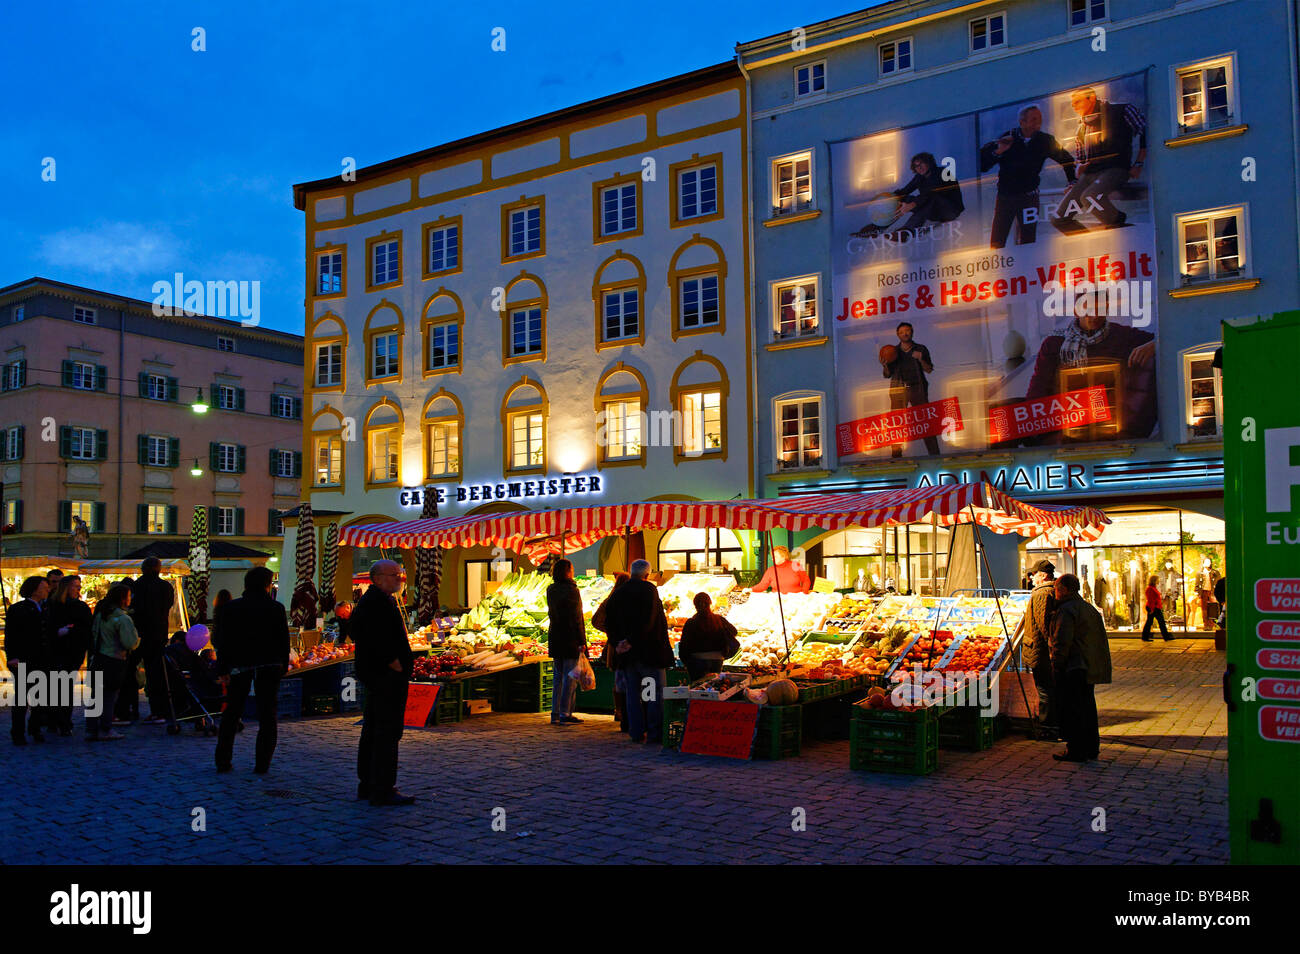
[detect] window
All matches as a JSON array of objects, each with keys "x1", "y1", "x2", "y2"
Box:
[
  {"x1": 880, "y1": 37, "x2": 912, "y2": 75},
  {"x1": 271, "y1": 394, "x2": 300, "y2": 419},
  {"x1": 2, "y1": 360, "x2": 25, "y2": 391},
  {"x1": 316, "y1": 343, "x2": 342, "y2": 387},
  {"x1": 12, "y1": 305, "x2": 23, "y2": 322},
  {"x1": 773, "y1": 277, "x2": 819, "y2": 339},
  {"x1": 368, "y1": 427, "x2": 400, "y2": 484},
  {"x1": 510, "y1": 412, "x2": 545, "y2": 470},
  {"x1": 502, "y1": 198, "x2": 545, "y2": 260},
  {"x1": 214, "y1": 384, "x2": 244, "y2": 411},
  {"x1": 427, "y1": 421, "x2": 460, "y2": 478},
  {"x1": 680, "y1": 276, "x2": 719, "y2": 330},
  {"x1": 70, "y1": 500, "x2": 96, "y2": 527},
  {"x1": 367, "y1": 233, "x2": 402, "y2": 289},
  {"x1": 371, "y1": 332, "x2": 400, "y2": 379},
  {"x1": 1178, "y1": 207, "x2": 1246, "y2": 284},
  {"x1": 146, "y1": 504, "x2": 169, "y2": 534},
  {"x1": 2, "y1": 499, "x2": 20, "y2": 531},
  {"x1": 677, "y1": 163, "x2": 718, "y2": 221},
  {"x1": 215, "y1": 507, "x2": 237, "y2": 536},
  {"x1": 502, "y1": 379, "x2": 547, "y2": 474},
  {"x1": 69, "y1": 427, "x2": 98, "y2": 461},
  {"x1": 680, "y1": 391, "x2": 722, "y2": 458},
  {"x1": 772, "y1": 152, "x2": 813, "y2": 216},
  {"x1": 795, "y1": 61, "x2": 825, "y2": 97},
  {"x1": 73, "y1": 306, "x2": 96, "y2": 325},
  {"x1": 510, "y1": 309, "x2": 542, "y2": 358},
  {"x1": 214, "y1": 442, "x2": 243, "y2": 473},
  {"x1": 145, "y1": 373, "x2": 168, "y2": 401},
  {"x1": 316, "y1": 249, "x2": 344, "y2": 295},
  {"x1": 602, "y1": 290, "x2": 639, "y2": 343},
  {"x1": 4, "y1": 426, "x2": 23, "y2": 461},
  {"x1": 776, "y1": 397, "x2": 823, "y2": 470},
  {"x1": 425, "y1": 220, "x2": 460, "y2": 276},
  {"x1": 602, "y1": 400, "x2": 642, "y2": 462},
  {"x1": 427, "y1": 320, "x2": 459, "y2": 371},
  {"x1": 600, "y1": 182, "x2": 638, "y2": 236},
  {"x1": 1184, "y1": 352, "x2": 1223, "y2": 439},
  {"x1": 268, "y1": 510, "x2": 284, "y2": 536},
  {"x1": 69, "y1": 361, "x2": 97, "y2": 390},
  {"x1": 970, "y1": 12, "x2": 1006, "y2": 52},
  {"x1": 145, "y1": 435, "x2": 170, "y2": 467},
  {"x1": 1176, "y1": 57, "x2": 1235, "y2": 134},
  {"x1": 273, "y1": 449, "x2": 300, "y2": 478},
  {"x1": 315, "y1": 435, "x2": 343, "y2": 487},
  {"x1": 62, "y1": 500, "x2": 105, "y2": 533},
  {"x1": 422, "y1": 292, "x2": 464, "y2": 376},
  {"x1": 671, "y1": 354, "x2": 728, "y2": 463},
  {"x1": 1069, "y1": 0, "x2": 1107, "y2": 26},
  {"x1": 217, "y1": 336, "x2": 236, "y2": 353}
]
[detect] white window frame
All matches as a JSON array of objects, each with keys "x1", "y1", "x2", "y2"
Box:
[
  {"x1": 217, "y1": 336, "x2": 236, "y2": 353},
  {"x1": 508, "y1": 206, "x2": 542, "y2": 257},
  {"x1": 509, "y1": 412, "x2": 545, "y2": 470},
  {"x1": 771, "y1": 274, "x2": 821, "y2": 340},
  {"x1": 679, "y1": 275, "x2": 720, "y2": 330},
  {"x1": 216, "y1": 442, "x2": 239, "y2": 473},
  {"x1": 71, "y1": 361, "x2": 97, "y2": 390},
  {"x1": 70, "y1": 500, "x2": 96, "y2": 528},
  {"x1": 1182, "y1": 349, "x2": 1224, "y2": 441},
  {"x1": 599, "y1": 182, "x2": 638, "y2": 236},
  {"x1": 146, "y1": 435, "x2": 170, "y2": 467},
  {"x1": 371, "y1": 332, "x2": 400, "y2": 379},
  {"x1": 371, "y1": 239, "x2": 400, "y2": 286},
  {"x1": 5, "y1": 426, "x2": 20, "y2": 460},
  {"x1": 509, "y1": 308, "x2": 543, "y2": 357},
  {"x1": 368, "y1": 427, "x2": 400, "y2": 484},
  {"x1": 677, "y1": 163, "x2": 718, "y2": 221},
  {"x1": 145, "y1": 373, "x2": 168, "y2": 401},
  {"x1": 272, "y1": 394, "x2": 296, "y2": 419},
  {"x1": 1174, "y1": 205, "x2": 1250, "y2": 285},
  {"x1": 70, "y1": 427, "x2": 97, "y2": 461},
  {"x1": 679, "y1": 390, "x2": 723, "y2": 458},
  {"x1": 879, "y1": 36, "x2": 913, "y2": 76},
  {"x1": 216, "y1": 384, "x2": 239, "y2": 410},
  {"x1": 426, "y1": 320, "x2": 459, "y2": 370},
  {"x1": 317, "y1": 250, "x2": 343, "y2": 294},
  {"x1": 969, "y1": 11, "x2": 1007, "y2": 53},
  {"x1": 1170, "y1": 53, "x2": 1239, "y2": 137},
  {"x1": 794, "y1": 60, "x2": 826, "y2": 98},
  {"x1": 427, "y1": 420, "x2": 460, "y2": 477},
  {"x1": 4, "y1": 362, "x2": 23, "y2": 390},
  {"x1": 215, "y1": 506, "x2": 236, "y2": 536},
  {"x1": 274, "y1": 449, "x2": 297, "y2": 478},
  {"x1": 601, "y1": 289, "x2": 640, "y2": 342},
  {"x1": 315, "y1": 436, "x2": 342, "y2": 487},
  {"x1": 145, "y1": 504, "x2": 169, "y2": 534},
  {"x1": 601, "y1": 399, "x2": 643, "y2": 461},
  {"x1": 1067, "y1": 0, "x2": 1108, "y2": 28},
  {"x1": 770, "y1": 150, "x2": 815, "y2": 217},
  {"x1": 72, "y1": 306, "x2": 96, "y2": 325},
  {"x1": 315, "y1": 343, "x2": 342, "y2": 387},
  {"x1": 773, "y1": 391, "x2": 827, "y2": 472},
  {"x1": 428, "y1": 222, "x2": 459, "y2": 273}
]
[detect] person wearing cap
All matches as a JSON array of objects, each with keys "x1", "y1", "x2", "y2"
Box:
[{"x1": 1023, "y1": 559, "x2": 1060, "y2": 741}]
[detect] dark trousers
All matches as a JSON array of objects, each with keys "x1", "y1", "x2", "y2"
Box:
[
  {"x1": 357, "y1": 673, "x2": 408, "y2": 798},
  {"x1": 1030, "y1": 662, "x2": 1057, "y2": 732},
  {"x1": 87, "y1": 656, "x2": 124, "y2": 736},
  {"x1": 46, "y1": 654, "x2": 86, "y2": 733},
  {"x1": 115, "y1": 640, "x2": 166, "y2": 719},
  {"x1": 1142, "y1": 607, "x2": 1171, "y2": 639},
  {"x1": 8, "y1": 662, "x2": 30, "y2": 742},
  {"x1": 889, "y1": 386, "x2": 941, "y2": 457},
  {"x1": 1057, "y1": 669, "x2": 1100, "y2": 759},
  {"x1": 990, "y1": 190, "x2": 1038, "y2": 248},
  {"x1": 897, "y1": 191, "x2": 960, "y2": 232},
  {"x1": 217, "y1": 667, "x2": 281, "y2": 771},
  {"x1": 612, "y1": 689, "x2": 628, "y2": 732}
]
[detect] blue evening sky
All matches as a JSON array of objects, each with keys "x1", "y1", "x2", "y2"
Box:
[{"x1": 2, "y1": 0, "x2": 859, "y2": 334}]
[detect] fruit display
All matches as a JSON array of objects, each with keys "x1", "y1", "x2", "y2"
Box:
[
  {"x1": 806, "y1": 660, "x2": 858, "y2": 680},
  {"x1": 941, "y1": 635, "x2": 1005, "y2": 673},
  {"x1": 723, "y1": 591, "x2": 838, "y2": 635},
  {"x1": 688, "y1": 672, "x2": 750, "y2": 701},
  {"x1": 846, "y1": 624, "x2": 913, "y2": 678},
  {"x1": 893, "y1": 630, "x2": 956, "y2": 673},
  {"x1": 788, "y1": 640, "x2": 849, "y2": 667},
  {"x1": 288, "y1": 643, "x2": 353, "y2": 672},
  {"x1": 818, "y1": 596, "x2": 877, "y2": 634}
]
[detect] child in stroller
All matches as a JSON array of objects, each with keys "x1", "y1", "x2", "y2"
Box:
[{"x1": 160, "y1": 632, "x2": 225, "y2": 735}]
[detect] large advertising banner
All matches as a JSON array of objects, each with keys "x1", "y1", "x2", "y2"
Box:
[{"x1": 831, "y1": 73, "x2": 1157, "y2": 460}]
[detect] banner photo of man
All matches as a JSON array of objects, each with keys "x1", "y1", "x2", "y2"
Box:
[{"x1": 830, "y1": 72, "x2": 1156, "y2": 462}]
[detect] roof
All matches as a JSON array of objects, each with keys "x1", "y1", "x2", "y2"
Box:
[
  {"x1": 737, "y1": 0, "x2": 970, "y2": 60},
  {"x1": 276, "y1": 505, "x2": 352, "y2": 519},
  {"x1": 292, "y1": 61, "x2": 739, "y2": 208},
  {"x1": 122, "y1": 541, "x2": 272, "y2": 561}
]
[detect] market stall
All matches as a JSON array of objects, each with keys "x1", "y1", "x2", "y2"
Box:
[{"x1": 77, "y1": 558, "x2": 191, "y2": 635}]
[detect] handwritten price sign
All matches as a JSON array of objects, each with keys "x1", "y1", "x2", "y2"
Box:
[
  {"x1": 403, "y1": 682, "x2": 441, "y2": 728},
  {"x1": 680, "y1": 700, "x2": 760, "y2": 759}
]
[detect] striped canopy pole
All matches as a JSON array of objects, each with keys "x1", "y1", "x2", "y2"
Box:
[
  {"x1": 186, "y1": 506, "x2": 210, "y2": 622},
  {"x1": 414, "y1": 488, "x2": 441, "y2": 626},
  {"x1": 290, "y1": 501, "x2": 319, "y2": 628},
  {"x1": 318, "y1": 522, "x2": 339, "y2": 614}
]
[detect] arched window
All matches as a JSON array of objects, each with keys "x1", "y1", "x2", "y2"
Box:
[
  {"x1": 309, "y1": 312, "x2": 346, "y2": 394},
  {"x1": 670, "y1": 351, "x2": 729, "y2": 463},
  {"x1": 364, "y1": 300, "x2": 404, "y2": 385},
  {"x1": 594, "y1": 362, "x2": 648, "y2": 468},
  {"x1": 423, "y1": 389, "x2": 464, "y2": 481},
  {"x1": 501, "y1": 377, "x2": 548, "y2": 474},
  {"x1": 501, "y1": 272, "x2": 547, "y2": 366},
  {"x1": 421, "y1": 290, "x2": 463, "y2": 377},
  {"x1": 364, "y1": 399, "x2": 404, "y2": 488},
  {"x1": 310, "y1": 406, "x2": 346, "y2": 491},
  {"x1": 592, "y1": 251, "x2": 647, "y2": 348},
  {"x1": 772, "y1": 389, "x2": 826, "y2": 472},
  {"x1": 667, "y1": 234, "x2": 727, "y2": 340}
]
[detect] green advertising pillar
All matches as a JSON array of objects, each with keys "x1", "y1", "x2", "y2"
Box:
[{"x1": 1223, "y1": 310, "x2": 1300, "y2": 865}]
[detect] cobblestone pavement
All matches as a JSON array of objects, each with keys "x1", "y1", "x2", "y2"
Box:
[{"x1": 0, "y1": 639, "x2": 1227, "y2": 864}]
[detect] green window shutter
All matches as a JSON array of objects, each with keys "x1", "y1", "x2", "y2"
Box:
[
  {"x1": 234, "y1": 508, "x2": 245, "y2": 536},
  {"x1": 59, "y1": 426, "x2": 72, "y2": 459},
  {"x1": 95, "y1": 429, "x2": 108, "y2": 460},
  {"x1": 166, "y1": 377, "x2": 178, "y2": 402},
  {"x1": 137, "y1": 434, "x2": 148, "y2": 465},
  {"x1": 268, "y1": 509, "x2": 280, "y2": 535},
  {"x1": 13, "y1": 426, "x2": 23, "y2": 461},
  {"x1": 208, "y1": 506, "x2": 219, "y2": 533},
  {"x1": 209, "y1": 441, "x2": 219, "y2": 471},
  {"x1": 93, "y1": 502, "x2": 106, "y2": 533},
  {"x1": 235, "y1": 387, "x2": 246, "y2": 412},
  {"x1": 293, "y1": 451, "x2": 302, "y2": 478},
  {"x1": 269, "y1": 448, "x2": 278, "y2": 476},
  {"x1": 59, "y1": 501, "x2": 72, "y2": 533},
  {"x1": 269, "y1": 393, "x2": 277, "y2": 415},
  {"x1": 136, "y1": 504, "x2": 147, "y2": 534},
  {"x1": 138, "y1": 372, "x2": 149, "y2": 397},
  {"x1": 168, "y1": 437, "x2": 180, "y2": 468},
  {"x1": 236, "y1": 445, "x2": 246, "y2": 474},
  {"x1": 292, "y1": 397, "x2": 302, "y2": 420},
  {"x1": 15, "y1": 360, "x2": 25, "y2": 388},
  {"x1": 166, "y1": 506, "x2": 178, "y2": 535},
  {"x1": 61, "y1": 360, "x2": 75, "y2": 387},
  {"x1": 94, "y1": 365, "x2": 108, "y2": 392}
]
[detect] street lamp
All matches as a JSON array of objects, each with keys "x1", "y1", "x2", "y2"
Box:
[
  {"x1": 192, "y1": 388, "x2": 209, "y2": 413},
  {"x1": 190, "y1": 458, "x2": 204, "y2": 477}
]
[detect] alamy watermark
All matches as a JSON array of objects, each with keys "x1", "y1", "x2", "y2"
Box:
[
  {"x1": 1042, "y1": 278, "x2": 1153, "y2": 327},
  {"x1": 151, "y1": 272, "x2": 261, "y2": 327},
  {"x1": 1, "y1": 663, "x2": 104, "y2": 718}
]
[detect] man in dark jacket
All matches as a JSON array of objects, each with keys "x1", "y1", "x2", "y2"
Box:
[
  {"x1": 6, "y1": 576, "x2": 49, "y2": 745},
  {"x1": 212, "y1": 566, "x2": 291, "y2": 774},
  {"x1": 120, "y1": 557, "x2": 174, "y2": 724},
  {"x1": 604, "y1": 559, "x2": 673, "y2": 744},
  {"x1": 546, "y1": 559, "x2": 587, "y2": 726},
  {"x1": 882, "y1": 321, "x2": 941, "y2": 457},
  {"x1": 1049, "y1": 572, "x2": 1113, "y2": 763},
  {"x1": 1022, "y1": 559, "x2": 1060, "y2": 741},
  {"x1": 980, "y1": 105, "x2": 1076, "y2": 248},
  {"x1": 1054, "y1": 87, "x2": 1146, "y2": 229},
  {"x1": 351, "y1": 560, "x2": 416, "y2": 806}
]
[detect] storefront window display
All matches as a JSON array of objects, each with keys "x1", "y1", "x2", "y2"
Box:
[
  {"x1": 658, "y1": 527, "x2": 744, "y2": 572},
  {"x1": 1020, "y1": 507, "x2": 1225, "y2": 633},
  {"x1": 809, "y1": 524, "x2": 952, "y2": 594}
]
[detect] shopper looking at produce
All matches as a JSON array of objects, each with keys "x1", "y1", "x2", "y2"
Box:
[
  {"x1": 591, "y1": 571, "x2": 631, "y2": 732},
  {"x1": 120, "y1": 557, "x2": 174, "y2": 726},
  {"x1": 212, "y1": 567, "x2": 291, "y2": 775},
  {"x1": 546, "y1": 559, "x2": 587, "y2": 726},
  {"x1": 750, "y1": 546, "x2": 811, "y2": 594},
  {"x1": 352, "y1": 560, "x2": 416, "y2": 807},
  {"x1": 1049, "y1": 572, "x2": 1112, "y2": 763},
  {"x1": 1023, "y1": 559, "x2": 1060, "y2": 742},
  {"x1": 6, "y1": 576, "x2": 50, "y2": 745},
  {"x1": 678, "y1": 593, "x2": 742, "y2": 682},
  {"x1": 604, "y1": 559, "x2": 674, "y2": 744},
  {"x1": 44, "y1": 574, "x2": 93, "y2": 737},
  {"x1": 86, "y1": 583, "x2": 138, "y2": 742}
]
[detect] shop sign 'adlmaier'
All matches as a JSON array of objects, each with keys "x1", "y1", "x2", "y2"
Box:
[
  {"x1": 1224, "y1": 310, "x2": 1300, "y2": 865},
  {"x1": 398, "y1": 473, "x2": 604, "y2": 509}
]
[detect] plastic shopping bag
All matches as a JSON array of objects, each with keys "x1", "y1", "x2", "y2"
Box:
[{"x1": 570, "y1": 654, "x2": 597, "y2": 692}]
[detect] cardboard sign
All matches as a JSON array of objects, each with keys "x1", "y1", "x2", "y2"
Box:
[
  {"x1": 403, "y1": 682, "x2": 441, "y2": 728},
  {"x1": 680, "y1": 700, "x2": 760, "y2": 759},
  {"x1": 812, "y1": 577, "x2": 836, "y2": 594},
  {"x1": 987, "y1": 385, "x2": 1111, "y2": 443},
  {"x1": 1255, "y1": 579, "x2": 1300, "y2": 614},
  {"x1": 1258, "y1": 706, "x2": 1300, "y2": 743},
  {"x1": 1258, "y1": 620, "x2": 1300, "y2": 642},
  {"x1": 836, "y1": 396, "x2": 963, "y2": 454}
]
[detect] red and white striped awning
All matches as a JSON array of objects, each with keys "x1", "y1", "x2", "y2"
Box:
[{"x1": 338, "y1": 482, "x2": 1108, "y2": 562}]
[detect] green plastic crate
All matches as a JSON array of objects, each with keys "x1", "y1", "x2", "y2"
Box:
[
  {"x1": 662, "y1": 698, "x2": 689, "y2": 751},
  {"x1": 754, "y1": 704, "x2": 802, "y2": 760},
  {"x1": 850, "y1": 718, "x2": 938, "y2": 775},
  {"x1": 429, "y1": 681, "x2": 462, "y2": 725},
  {"x1": 938, "y1": 707, "x2": 995, "y2": 751},
  {"x1": 305, "y1": 693, "x2": 339, "y2": 716}
]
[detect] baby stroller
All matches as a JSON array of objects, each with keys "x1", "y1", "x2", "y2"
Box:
[{"x1": 159, "y1": 639, "x2": 223, "y2": 736}]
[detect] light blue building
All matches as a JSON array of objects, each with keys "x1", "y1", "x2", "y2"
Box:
[{"x1": 737, "y1": 0, "x2": 1299, "y2": 632}]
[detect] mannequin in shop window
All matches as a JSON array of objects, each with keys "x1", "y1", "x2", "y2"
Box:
[
  {"x1": 1196, "y1": 557, "x2": 1221, "y2": 631},
  {"x1": 1079, "y1": 565, "x2": 1092, "y2": 604},
  {"x1": 1161, "y1": 561, "x2": 1178, "y2": 616}
]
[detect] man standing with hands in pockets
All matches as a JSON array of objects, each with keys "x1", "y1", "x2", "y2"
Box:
[{"x1": 352, "y1": 560, "x2": 416, "y2": 806}]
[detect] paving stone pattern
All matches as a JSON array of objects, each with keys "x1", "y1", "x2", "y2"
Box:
[{"x1": 0, "y1": 639, "x2": 1227, "y2": 864}]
